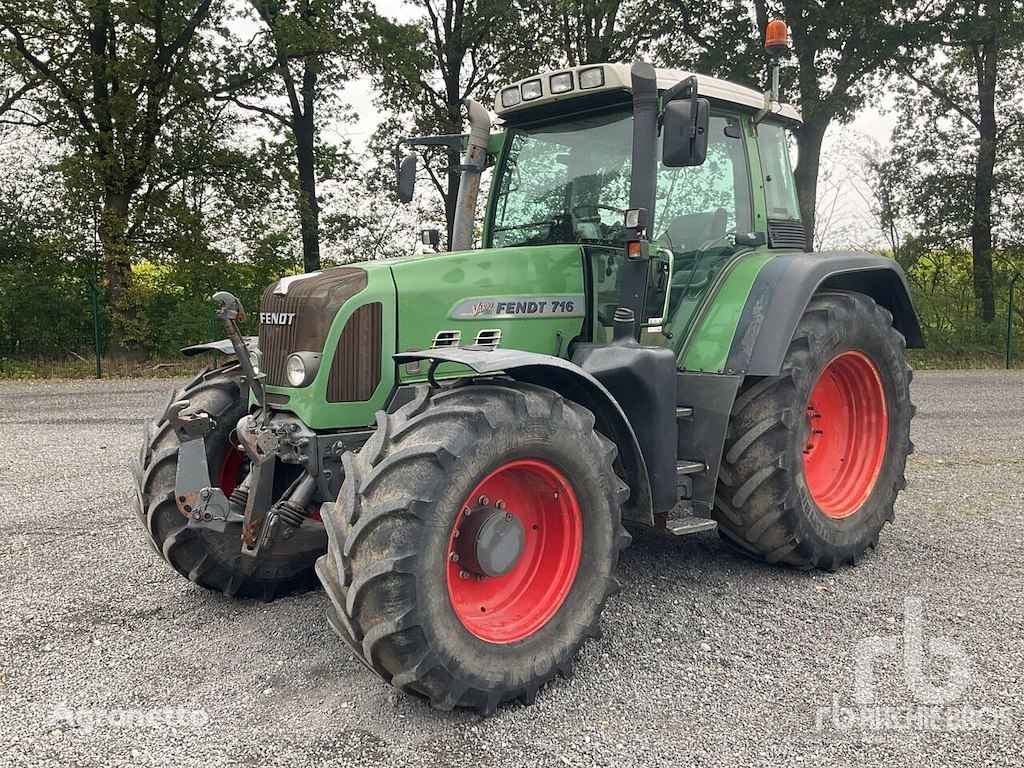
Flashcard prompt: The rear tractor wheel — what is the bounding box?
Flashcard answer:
[133,365,322,599]
[715,291,914,569]
[316,381,631,713]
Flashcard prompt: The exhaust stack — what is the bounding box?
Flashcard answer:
[450,98,490,252]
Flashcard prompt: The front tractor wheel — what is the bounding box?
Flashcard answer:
[133,365,322,599]
[715,291,914,569]
[316,382,630,714]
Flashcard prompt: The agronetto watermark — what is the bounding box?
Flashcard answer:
[48,702,210,733]
[816,597,1013,733]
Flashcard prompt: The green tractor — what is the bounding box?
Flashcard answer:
[132,32,920,714]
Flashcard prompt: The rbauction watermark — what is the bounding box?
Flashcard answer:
[49,702,210,732]
[816,597,1013,732]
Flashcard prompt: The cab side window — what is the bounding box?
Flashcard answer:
[757,122,801,221]
[654,114,752,345]
[654,115,751,253]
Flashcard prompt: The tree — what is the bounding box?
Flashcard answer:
[652,0,765,85]
[0,0,225,355]
[224,0,362,273]
[545,0,656,66]
[744,0,944,250]
[891,0,1024,323]
[359,0,533,245]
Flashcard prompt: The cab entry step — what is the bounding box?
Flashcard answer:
[676,460,704,475]
[666,516,718,536]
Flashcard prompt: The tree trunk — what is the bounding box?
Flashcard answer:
[971,39,997,324]
[444,146,460,247]
[294,113,321,273]
[293,51,321,275]
[99,190,140,359]
[793,118,827,251]
[442,63,463,248]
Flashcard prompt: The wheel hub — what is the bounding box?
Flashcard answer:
[445,459,583,644]
[454,503,526,578]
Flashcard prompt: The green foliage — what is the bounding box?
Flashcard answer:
[898,245,1024,368]
[881,1,1024,324]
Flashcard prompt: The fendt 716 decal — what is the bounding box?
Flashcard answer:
[451,295,585,319]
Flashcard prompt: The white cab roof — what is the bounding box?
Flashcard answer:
[494,62,801,123]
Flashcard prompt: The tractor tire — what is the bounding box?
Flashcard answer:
[714,291,914,570]
[133,364,321,600]
[316,381,630,714]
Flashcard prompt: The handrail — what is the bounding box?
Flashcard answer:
[1007,271,1024,369]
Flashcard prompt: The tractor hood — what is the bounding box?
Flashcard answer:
[256,244,587,429]
[386,244,587,370]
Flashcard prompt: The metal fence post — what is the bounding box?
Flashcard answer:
[1007,272,1021,370]
[90,281,102,379]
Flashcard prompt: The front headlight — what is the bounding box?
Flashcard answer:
[285,351,321,387]
[247,349,262,376]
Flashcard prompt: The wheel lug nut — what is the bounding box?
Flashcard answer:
[449,552,459,562]
[495,500,505,510]
[478,496,489,507]
[459,569,470,580]
[476,574,486,582]
[553,491,559,499]
[505,513,513,522]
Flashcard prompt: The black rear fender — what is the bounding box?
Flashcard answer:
[727,252,924,377]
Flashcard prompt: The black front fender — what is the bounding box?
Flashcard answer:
[181,336,259,358]
[393,348,654,524]
[726,252,924,377]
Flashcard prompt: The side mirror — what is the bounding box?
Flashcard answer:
[662,98,710,167]
[397,152,417,203]
[420,228,440,252]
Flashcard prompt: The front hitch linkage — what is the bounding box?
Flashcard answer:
[166,291,265,532]
[212,291,267,414]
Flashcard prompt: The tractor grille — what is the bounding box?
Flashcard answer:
[259,268,367,389]
[327,302,382,402]
[767,218,807,249]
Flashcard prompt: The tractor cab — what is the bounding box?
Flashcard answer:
[399,63,805,355]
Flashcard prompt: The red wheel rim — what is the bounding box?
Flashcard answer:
[217,440,247,497]
[446,459,583,644]
[803,351,888,519]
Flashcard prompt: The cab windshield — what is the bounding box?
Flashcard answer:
[490,112,634,248]
[488,109,752,255]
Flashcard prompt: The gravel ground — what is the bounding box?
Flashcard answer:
[0,370,1022,767]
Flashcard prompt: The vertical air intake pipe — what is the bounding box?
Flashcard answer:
[628,62,659,224]
[450,98,491,252]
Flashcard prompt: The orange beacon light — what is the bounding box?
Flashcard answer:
[765,19,789,57]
